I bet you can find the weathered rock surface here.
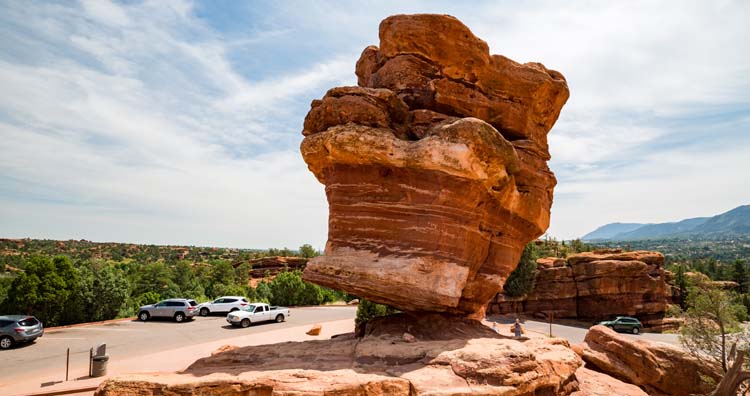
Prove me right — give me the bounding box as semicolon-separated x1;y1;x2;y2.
580;325;721;396
301;14;568;317
488;250;674;329
571;367;648;396
95;314;583;396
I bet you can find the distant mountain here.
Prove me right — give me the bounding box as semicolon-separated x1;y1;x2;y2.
582;205;750;241
580;223;645;240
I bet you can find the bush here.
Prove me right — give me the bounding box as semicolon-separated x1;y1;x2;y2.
355;299;399;327
503;243;538;297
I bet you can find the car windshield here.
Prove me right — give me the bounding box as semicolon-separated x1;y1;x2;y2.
242;304;257;312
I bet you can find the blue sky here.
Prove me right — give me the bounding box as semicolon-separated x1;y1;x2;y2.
1;0;748;249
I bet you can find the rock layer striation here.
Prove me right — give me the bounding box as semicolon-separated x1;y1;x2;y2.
301;14;569;317
488;250;675;329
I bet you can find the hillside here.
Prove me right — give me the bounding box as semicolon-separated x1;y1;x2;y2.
582;205;750;241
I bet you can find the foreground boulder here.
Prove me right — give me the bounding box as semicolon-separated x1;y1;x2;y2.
301;14;569;317
488;250;675;329
580;325;721;396
96;314;582;396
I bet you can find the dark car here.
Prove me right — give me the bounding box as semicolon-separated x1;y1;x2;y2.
0;315;44;349
598;316;642;334
137;298;198;322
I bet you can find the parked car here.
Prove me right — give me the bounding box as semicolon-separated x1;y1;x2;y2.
0;315;44;350
197;296;250;316
226;303;290;328
138;298;197;322
598;316;642;334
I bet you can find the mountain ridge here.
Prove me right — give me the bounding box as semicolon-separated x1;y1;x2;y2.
582;205;750;241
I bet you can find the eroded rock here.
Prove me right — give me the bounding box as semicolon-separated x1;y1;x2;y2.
302;14;568;317
96;314;582;396
580;325;721;396
488;250;675;329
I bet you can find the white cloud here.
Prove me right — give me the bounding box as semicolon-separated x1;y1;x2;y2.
0;0;748;246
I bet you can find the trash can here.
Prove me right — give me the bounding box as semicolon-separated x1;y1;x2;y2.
91;355;109;377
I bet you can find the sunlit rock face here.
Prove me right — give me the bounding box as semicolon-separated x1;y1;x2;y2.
301;14;569;317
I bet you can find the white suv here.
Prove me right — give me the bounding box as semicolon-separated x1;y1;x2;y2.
197;296;249;316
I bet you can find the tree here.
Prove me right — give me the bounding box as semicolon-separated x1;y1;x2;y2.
679;278;749;372
503;243;538;297
355;299;399;328
3;256;80;326
732;260;748;294
299;244;318;259
674;264;689;310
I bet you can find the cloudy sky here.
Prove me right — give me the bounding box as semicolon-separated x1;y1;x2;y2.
1;0;748;249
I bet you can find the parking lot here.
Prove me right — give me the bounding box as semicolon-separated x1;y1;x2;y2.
0;306;357;387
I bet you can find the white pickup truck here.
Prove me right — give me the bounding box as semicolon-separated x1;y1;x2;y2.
226;303;290;328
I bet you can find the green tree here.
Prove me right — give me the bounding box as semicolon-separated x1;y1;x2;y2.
255;281;273;303
299;244;318;259
355;299;399;328
674;264;689;310
732;260;748;293
679;279;749;372
3;256;80;326
503;243;538;297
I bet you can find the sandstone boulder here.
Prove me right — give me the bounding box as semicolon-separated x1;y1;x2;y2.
571;367;648;396
301;14;568;317
96;314;582;396
580;325;721;396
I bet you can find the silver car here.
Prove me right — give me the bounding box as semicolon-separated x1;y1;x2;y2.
137;298;197;322
0;315;44;350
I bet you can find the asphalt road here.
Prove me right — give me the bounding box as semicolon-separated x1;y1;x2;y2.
0;306;357;383
2;307;682;386
489;316;681;346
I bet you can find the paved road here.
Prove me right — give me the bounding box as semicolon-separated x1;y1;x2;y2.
0;306;357;383
488;316;680;346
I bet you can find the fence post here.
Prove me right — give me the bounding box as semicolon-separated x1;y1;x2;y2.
548;312;553;337
65;348;70;381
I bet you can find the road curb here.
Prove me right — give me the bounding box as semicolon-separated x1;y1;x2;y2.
44;317;136;333
16;385;99;396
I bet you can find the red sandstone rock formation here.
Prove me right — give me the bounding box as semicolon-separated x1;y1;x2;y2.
580;325;721;396
95;314;582;396
301;14;568;317
488;250;674;329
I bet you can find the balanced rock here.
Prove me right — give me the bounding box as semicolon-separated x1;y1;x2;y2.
580;325;721;396
301;14;568;317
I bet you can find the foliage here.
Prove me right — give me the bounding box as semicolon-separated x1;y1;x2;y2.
268;270;344;306
355;299;399;327
679;278;749;372
2;256;80;326
503;243;539;297
0;240;342;327
299;244;319;258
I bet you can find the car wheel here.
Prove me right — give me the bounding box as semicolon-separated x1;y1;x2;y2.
632;327;640;335
138;311;150;321
0;336;13;350
174;312;185;323
241;319;251;328
275;314;284;323
200;308;209;316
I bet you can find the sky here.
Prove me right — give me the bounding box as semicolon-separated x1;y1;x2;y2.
0;0;748;249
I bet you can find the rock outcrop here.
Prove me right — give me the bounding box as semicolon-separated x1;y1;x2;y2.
301;14;569;317
580;325;721;396
488;250;675;329
571;367;648;396
96;314;582;396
